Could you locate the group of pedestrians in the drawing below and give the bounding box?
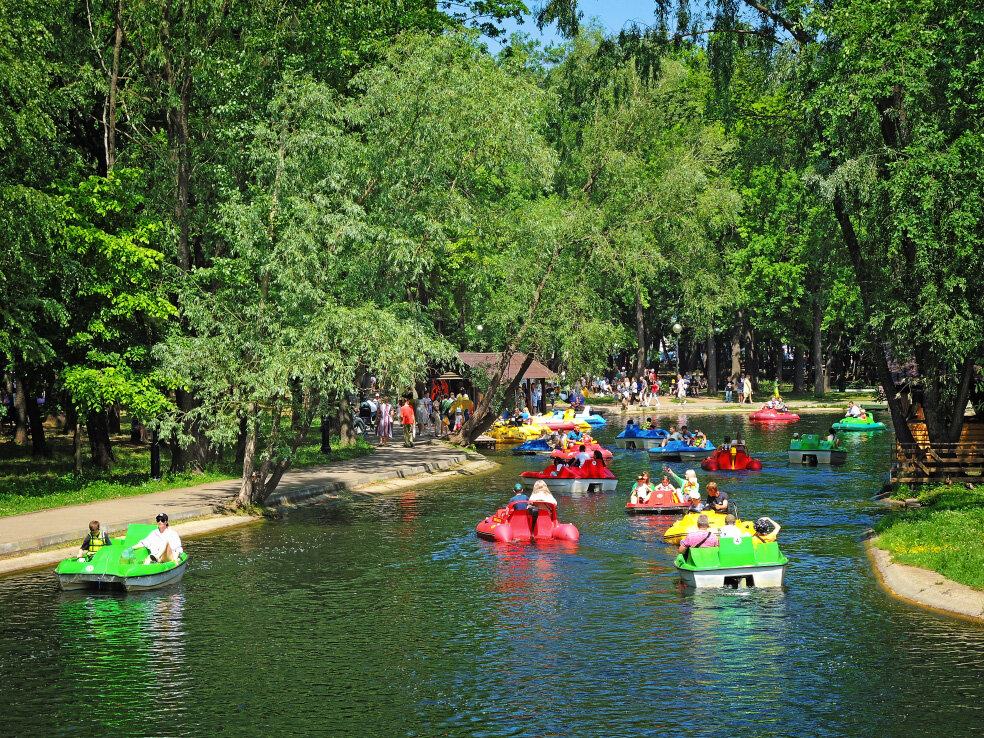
[724,374,754,403]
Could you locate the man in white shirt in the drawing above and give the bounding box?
[719,514,747,539]
[573,444,591,467]
[135,513,183,565]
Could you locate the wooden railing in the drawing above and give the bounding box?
[891,442,984,484]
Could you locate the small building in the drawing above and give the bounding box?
[456,352,555,413]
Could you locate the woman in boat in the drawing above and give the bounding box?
[752,517,781,544]
[528,480,559,539]
[665,466,700,504]
[629,472,653,504]
[825,427,841,447]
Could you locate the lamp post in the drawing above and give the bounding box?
[672,322,682,378]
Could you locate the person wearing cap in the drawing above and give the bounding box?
[678,515,719,555]
[753,517,782,544]
[77,520,110,558]
[133,513,183,565]
[629,472,653,504]
[705,481,729,513]
[509,483,529,511]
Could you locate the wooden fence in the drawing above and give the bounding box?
[891,441,984,484]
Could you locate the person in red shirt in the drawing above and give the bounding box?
[399,398,416,448]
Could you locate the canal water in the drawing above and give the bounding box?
[2,411,984,737]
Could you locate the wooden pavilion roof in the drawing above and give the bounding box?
[457,352,555,381]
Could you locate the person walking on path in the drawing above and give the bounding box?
[400,398,416,448]
[377,396,394,447]
[743,375,753,404]
[737,375,745,404]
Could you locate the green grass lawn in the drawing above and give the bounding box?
[875,484,984,590]
[0,419,373,518]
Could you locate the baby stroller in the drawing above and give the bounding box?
[359,401,376,433]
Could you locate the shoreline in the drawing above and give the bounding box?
[0,449,496,578]
[866,540,984,624]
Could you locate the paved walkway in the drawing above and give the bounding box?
[0,439,487,562]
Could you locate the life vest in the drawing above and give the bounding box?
[87,531,108,554]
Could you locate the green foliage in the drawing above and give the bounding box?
[876,484,984,590]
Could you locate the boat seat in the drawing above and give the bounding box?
[753,541,783,564]
[800,434,820,450]
[121,524,158,548]
[717,535,756,567]
[509,509,532,537]
[688,547,720,568]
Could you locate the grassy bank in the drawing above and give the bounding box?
[0,422,373,518]
[875,484,984,590]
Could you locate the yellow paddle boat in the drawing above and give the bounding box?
[663,511,754,545]
[486,422,548,443]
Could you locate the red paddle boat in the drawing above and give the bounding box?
[701,444,763,471]
[520,460,618,495]
[624,487,690,515]
[476,501,580,542]
[550,442,613,462]
[749,407,800,423]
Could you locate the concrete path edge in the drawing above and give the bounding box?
[866,540,984,624]
[0,448,496,577]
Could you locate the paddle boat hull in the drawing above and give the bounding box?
[647,440,693,460]
[625,489,690,515]
[675,538,788,589]
[615,427,668,450]
[701,446,763,471]
[476,501,579,543]
[788,435,847,465]
[749,408,800,423]
[520,460,618,496]
[512,439,554,455]
[55,524,188,592]
[832,414,886,431]
[677,442,716,461]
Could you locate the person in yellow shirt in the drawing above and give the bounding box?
[753,517,781,544]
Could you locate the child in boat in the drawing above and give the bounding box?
[650,475,681,503]
[629,473,653,504]
[78,520,110,558]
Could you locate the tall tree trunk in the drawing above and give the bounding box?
[73,421,83,474]
[25,382,48,457]
[234,415,249,465]
[706,329,718,396]
[634,278,647,377]
[171,388,211,472]
[812,283,825,397]
[12,375,29,446]
[64,400,77,435]
[831,192,915,443]
[730,327,741,381]
[108,401,122,434]
[450,236,567,446]
[334,395,358,448]
[744,323,757,390]
[236,408,261,507]
[87,408,115,470]
[105,0,123,171]
[793,344,806,394]
[774,342,784,393]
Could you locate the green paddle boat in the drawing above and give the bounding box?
[832,413,886,431]
[56,524,188,592]
[675,536,788,588]
[789,433,847,465]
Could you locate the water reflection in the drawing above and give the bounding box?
[3,412,984,737]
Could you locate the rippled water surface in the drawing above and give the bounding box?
[3,410,984,737]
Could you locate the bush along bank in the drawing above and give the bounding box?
[875,483,984,591]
